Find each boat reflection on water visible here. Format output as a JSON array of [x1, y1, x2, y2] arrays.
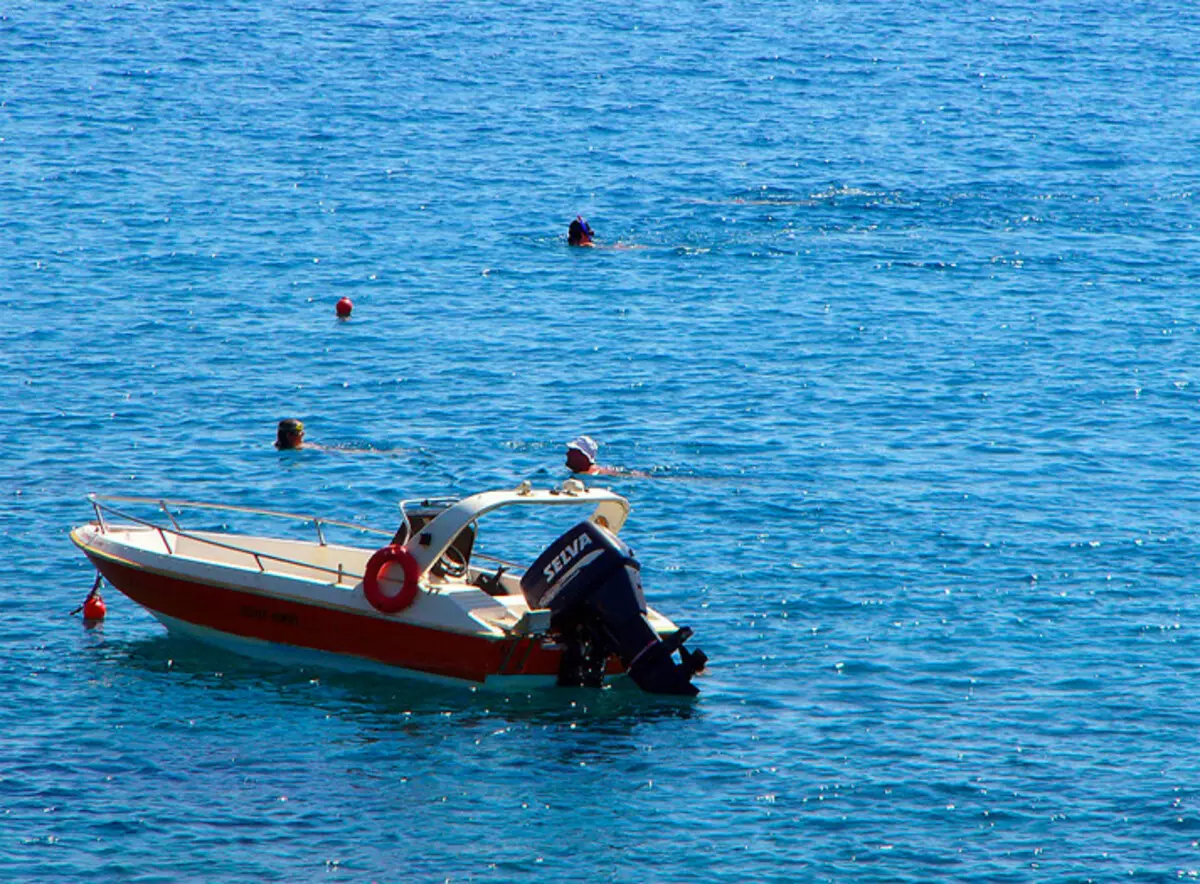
[[101, 632, 701, 737]]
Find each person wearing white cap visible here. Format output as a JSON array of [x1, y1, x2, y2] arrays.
[[565, 435, 645, 477], [565, 435, 599, 472]]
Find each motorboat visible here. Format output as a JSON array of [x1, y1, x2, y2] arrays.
[[70, 480, 706, 695]]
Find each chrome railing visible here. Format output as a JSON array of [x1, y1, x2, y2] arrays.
[[86, 494, 393, 583]]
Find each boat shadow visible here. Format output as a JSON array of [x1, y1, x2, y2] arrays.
[[107, 633, 700, 726]]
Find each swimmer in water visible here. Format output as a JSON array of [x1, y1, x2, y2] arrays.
[[275, 419, 308, 450], [566, 215, 646, 250], [275, 418, 414, 454], [565, 435, 648, 477], [275, 418, 332, 451], [568, 216, 595, 247]]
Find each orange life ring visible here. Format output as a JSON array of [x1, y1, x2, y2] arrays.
[[363, 544, 420, 613]]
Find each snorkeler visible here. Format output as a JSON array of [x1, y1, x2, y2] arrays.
[[567, 216, 595, 247], [566, 215, 646, 250]]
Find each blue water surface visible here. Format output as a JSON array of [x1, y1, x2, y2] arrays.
[[3, 0, 1200, 880]]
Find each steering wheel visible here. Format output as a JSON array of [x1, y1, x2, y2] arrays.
[[436, 545, 469, 579]]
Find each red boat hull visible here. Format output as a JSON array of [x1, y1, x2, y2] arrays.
[[86, 554, 565, 684]]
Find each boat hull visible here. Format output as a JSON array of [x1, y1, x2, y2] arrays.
[[82, 551, 567, 688]]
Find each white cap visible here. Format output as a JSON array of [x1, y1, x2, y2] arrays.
[[567, 435, 599, 464]]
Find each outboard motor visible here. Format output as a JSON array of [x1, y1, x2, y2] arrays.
[[521, 521, 705, 696]]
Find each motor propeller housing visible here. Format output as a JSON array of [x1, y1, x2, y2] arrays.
[[521, 520, 704, 695]]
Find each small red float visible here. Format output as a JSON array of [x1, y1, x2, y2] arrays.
[[83, 591, 107, 622], [336, 297, 353, 318], [75, 578, 108, 623]]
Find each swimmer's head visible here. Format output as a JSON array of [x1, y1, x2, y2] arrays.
[[568, 216, 594, 246], [566, 434, 598, 472], [276, 418, 305, 450]]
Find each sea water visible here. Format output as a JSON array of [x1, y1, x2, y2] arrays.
[[3, 1, 1200, 880]]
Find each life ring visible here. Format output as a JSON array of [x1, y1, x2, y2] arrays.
[[363, 545, 420, 613]]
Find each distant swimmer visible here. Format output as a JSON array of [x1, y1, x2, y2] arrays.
[[275, 418, 310, 450], [275, 418, 412, 454], [568, 216, 595, 247], [276, 418, 331, 451], [566, 215, 646, 250], [565, 435, 648, 478]]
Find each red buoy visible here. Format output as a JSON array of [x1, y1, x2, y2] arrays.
[[336, 297, 353, 318], [82, 591, 107, 622]]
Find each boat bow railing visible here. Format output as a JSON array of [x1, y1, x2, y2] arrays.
[[86, 494, 394, 584]]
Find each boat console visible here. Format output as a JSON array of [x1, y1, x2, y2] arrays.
[[521, 521, 706, 696], [394, 501, 476, 579]]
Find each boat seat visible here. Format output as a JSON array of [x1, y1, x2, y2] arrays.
[[472, 567, 515, 597]]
